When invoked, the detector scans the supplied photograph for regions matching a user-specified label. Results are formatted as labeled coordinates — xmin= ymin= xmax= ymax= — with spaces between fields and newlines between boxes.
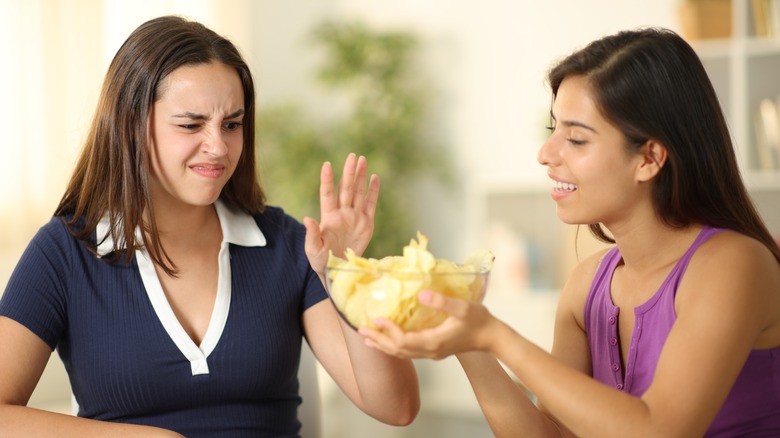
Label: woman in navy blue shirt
xmin=0 ymin=15 xmax=419 ymax=437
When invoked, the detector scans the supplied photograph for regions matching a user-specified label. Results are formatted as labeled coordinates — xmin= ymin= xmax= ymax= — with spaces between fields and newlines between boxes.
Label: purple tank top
xmin=584 ymin=226 xmax=780 ymax=436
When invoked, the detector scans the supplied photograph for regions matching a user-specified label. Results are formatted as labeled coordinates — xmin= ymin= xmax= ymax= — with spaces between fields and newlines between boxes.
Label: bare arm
xmin=361 ymin=251 xmax=599 ymax=437
xmin=452 ymin=252 xmax=597 ymax=438
xmin=509 ymin=232 xmax=780 ymax=437
xmin=303 ymin=300 xmax=419 ymax=425
xmin=0 ymin=316 xmax=183 ymax=437
xmin=302 ymin=153 xmax=420 ymax=425
xmin=362 ymin=233 xmax=780 ymax=437
xmin=455 ymin=351 xmax=568 ymax=437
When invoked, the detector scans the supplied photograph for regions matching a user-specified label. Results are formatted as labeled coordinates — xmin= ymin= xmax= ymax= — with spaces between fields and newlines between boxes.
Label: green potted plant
xmin=256 ymin=20 xmax=453 ymax=258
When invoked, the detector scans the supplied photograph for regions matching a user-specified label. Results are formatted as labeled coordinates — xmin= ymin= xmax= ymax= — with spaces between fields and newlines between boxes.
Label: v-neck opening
xmin=136 ymin=242 xmax=232 ymax=376
xmin=606 ymin=226 xmax=716 ymax=389
xmin=94 ymin=200 xmax=266 ymax=377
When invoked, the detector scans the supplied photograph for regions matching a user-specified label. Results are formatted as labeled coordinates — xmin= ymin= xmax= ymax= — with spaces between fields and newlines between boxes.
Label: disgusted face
xmin=148 ymin=61 xmax=245 ymax=210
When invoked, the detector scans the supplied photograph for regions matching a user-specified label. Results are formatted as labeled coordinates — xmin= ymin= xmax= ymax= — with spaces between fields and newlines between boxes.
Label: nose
xmin=537 ymin=134 xmax=557 ymax=167
xmin=201 ymin=126 xmax=229 ymax=157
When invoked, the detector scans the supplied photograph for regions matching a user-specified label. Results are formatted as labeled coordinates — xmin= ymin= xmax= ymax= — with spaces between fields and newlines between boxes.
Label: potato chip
xmin=324 ymin=232 xmax=494 ymax=331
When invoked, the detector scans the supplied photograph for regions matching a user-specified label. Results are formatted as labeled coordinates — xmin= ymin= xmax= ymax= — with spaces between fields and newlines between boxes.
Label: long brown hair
xmin=547 ymin=27 xmax=780 ymax=262
xmin=55 ymin=15 xmax=266 ymax=275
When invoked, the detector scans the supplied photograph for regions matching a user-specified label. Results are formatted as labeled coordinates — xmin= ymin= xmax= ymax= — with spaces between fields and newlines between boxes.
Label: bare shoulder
xmin=563 ymin=246 xmax=613 ymax=296
xmin=688 ymin=230 xmax=779 ymax=279
xmin=558 ymin=246 xmax=614 ymax=325
xmin=547 ymin=247 xmax=613 ymax=373
xmin=682 ymin=229 xmax=780 ymax=346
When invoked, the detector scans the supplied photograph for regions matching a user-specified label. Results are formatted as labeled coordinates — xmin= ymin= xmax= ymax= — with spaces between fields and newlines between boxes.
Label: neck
xmin=146 ymin=200 xmax=221 ymax=245
xmin=609 ymin=221 xmax=702 ymax=275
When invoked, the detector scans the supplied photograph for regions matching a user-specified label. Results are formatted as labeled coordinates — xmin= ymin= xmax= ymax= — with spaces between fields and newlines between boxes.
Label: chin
xmin=555 ymin=208 xmax=576 ymax=225
xmin=182 ymin=194 xmax=221 ymax=208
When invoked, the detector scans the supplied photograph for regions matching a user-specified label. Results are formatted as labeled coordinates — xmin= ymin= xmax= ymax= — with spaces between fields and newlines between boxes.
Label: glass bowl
xmin=324 ymin=266 xmax=490 ymax=332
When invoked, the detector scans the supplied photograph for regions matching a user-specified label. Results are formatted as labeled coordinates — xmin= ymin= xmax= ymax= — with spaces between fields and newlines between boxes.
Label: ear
xmin=636 ymin=140 xmax=667 ymax=182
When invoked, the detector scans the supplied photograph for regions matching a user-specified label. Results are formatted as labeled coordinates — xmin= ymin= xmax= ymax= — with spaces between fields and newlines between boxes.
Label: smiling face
xmin=537 ymin=75 xmax=648 ymax=227
xmin=148 ymin=61 xmax=245 ymax=211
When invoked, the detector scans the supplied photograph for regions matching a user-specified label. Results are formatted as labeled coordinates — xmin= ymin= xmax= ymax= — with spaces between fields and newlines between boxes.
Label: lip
xmin=548 ymin=175 xmax=578 ymax=200
xmin=189 ymin=163 xmax=226 ymax=179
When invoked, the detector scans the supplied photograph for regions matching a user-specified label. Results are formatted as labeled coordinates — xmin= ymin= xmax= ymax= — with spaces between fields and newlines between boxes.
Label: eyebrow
xmin=549 ymin=111 xmax=598 ymax=134
xmin=172 ymin=109 xmax=245 ymax=120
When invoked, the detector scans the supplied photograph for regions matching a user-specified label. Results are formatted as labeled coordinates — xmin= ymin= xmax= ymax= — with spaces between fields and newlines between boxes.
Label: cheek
xmin=148 ymin=134 xmax=188 ymax=178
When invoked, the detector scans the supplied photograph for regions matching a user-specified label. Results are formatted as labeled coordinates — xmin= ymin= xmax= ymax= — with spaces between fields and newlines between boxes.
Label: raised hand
xmin=303 ymin=153 xmax=380 ymax=274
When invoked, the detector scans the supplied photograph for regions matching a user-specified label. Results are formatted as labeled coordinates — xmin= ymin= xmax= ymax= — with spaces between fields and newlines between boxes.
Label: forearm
xmin=341 ymin=320 xmax=420 ymax=425
xmin=487 ymin=321 xmax=658 ymax=438
xmin=457 ymin=351 xmax=566 ymax=438
xmin=0 ymin=405 xmax=183 ymax=437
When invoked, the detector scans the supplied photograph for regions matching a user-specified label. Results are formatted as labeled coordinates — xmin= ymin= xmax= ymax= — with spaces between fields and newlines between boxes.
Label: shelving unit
xmin=690 ymin=0 xmax=780 ymax=234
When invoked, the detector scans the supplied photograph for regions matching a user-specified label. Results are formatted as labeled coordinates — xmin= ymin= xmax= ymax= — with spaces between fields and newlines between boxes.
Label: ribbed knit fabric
xmin=585 ymin=226 xmax=780 ymax=437
xmin=0 ymin=206 xmax=327 ymax=437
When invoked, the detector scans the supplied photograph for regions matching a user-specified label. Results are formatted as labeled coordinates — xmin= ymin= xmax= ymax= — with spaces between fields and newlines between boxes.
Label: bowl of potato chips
xmin=324 ymin=233 xmax=493 ymax=332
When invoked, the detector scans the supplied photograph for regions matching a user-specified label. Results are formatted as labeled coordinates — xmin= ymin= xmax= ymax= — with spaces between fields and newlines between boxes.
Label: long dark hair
xmin=548 ymin=27 xmax=780 ymax=262
xmin=56 ymin=15 xmax=266 ymax=275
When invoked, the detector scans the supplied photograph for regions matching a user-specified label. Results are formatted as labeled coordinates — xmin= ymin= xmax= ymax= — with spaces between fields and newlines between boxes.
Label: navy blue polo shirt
xmin=0 ymin=201 xmax=328 ymax=437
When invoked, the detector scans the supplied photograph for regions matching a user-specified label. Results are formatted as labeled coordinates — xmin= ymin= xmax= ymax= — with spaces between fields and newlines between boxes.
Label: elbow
xmin=384 ymin=395 xmax=420 ymax=426
xmin=369 ymin=389 xmax=420 ymax=426
xmin=399 ymin=394 xmax=421 ymax=426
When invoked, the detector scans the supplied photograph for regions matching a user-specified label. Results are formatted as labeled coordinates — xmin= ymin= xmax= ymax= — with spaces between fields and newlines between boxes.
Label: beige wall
xmin=0 ymin=0 xmax=681 ymax=433
xmin=0 ymin=0 xmax=259 ymax=412
xmin=0 ymin=1 xmax=256 ymax=286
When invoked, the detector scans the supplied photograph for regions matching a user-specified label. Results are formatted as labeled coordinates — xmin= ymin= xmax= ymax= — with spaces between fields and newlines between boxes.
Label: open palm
xmin=303 ymin=153 xmax=380 ymax=273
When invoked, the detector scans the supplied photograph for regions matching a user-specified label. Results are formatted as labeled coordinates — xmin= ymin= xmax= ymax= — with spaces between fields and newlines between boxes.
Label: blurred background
xmin=2 ymin=0 xmax=779 ymax=436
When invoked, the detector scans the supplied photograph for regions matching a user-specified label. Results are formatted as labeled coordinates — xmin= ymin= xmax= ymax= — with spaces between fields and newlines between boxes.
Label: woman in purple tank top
xmin=362 ymin=28 xmax=780 ymax=437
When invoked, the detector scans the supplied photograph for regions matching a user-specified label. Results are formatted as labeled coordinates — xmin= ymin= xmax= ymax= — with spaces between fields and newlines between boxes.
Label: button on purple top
xmin=584 ymin=226 xmax=780 ymax=436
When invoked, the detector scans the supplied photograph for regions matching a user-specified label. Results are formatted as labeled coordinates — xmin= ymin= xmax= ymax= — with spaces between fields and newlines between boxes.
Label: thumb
xmin=303 ymin=216 xmax=322 ymax=256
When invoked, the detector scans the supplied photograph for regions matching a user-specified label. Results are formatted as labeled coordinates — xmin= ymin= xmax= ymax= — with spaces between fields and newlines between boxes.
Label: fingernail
xmin=418 ymin=290 xmax=432 ymax=303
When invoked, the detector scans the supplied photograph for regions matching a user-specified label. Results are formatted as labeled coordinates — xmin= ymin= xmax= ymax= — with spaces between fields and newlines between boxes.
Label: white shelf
xmin=686 ymin=2 xmax=780 ymax=237
xmin=694 ymin=1 xmax=780 ymax=181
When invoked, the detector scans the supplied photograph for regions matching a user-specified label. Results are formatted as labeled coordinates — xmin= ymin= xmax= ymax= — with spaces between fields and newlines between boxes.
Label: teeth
xmin=552 ymin=179 xmax=577 ymax=192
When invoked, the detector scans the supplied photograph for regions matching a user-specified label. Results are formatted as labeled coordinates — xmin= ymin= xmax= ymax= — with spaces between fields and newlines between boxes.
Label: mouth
xmin=190 ymin=163 xmax=226 ymax=179
xmin=551 ymin=178 xmax=578 ymax=193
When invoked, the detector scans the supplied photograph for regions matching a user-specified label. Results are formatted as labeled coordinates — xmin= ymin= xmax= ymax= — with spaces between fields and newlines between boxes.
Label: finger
xmin=359 ymin=322 xmax=410 ymax=357
xmin=372 ymin=318 xmax=407 ymax=341
xmin=303 ymin=216 xmax=323 ymax=266
xmin=338 ymin=153 xmax=358 ymax=208
xmin=364 ymin=174 xmax=380 ymax=221
xmin=352 ymin=155 xmax=369 ymax=211
xmin=417 ymin=289 xmax=467 ymax=318
xmin=319 ymin=161 xmax=336 ymax=215
xmin=358 ymin=326 xmax=393 ymax=353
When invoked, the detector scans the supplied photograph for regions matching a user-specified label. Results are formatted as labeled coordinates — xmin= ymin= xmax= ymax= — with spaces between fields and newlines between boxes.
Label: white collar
xmin=94 ymin=199 xmax=266 ymax=376
xmin=96 ymin=199 xmax=266 ymax=256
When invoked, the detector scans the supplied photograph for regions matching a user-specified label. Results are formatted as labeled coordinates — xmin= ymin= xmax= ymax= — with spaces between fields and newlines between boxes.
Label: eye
xmin=179 ymin=124 xmax=201 ymax=130
xmin=223 ymin=121 xmax=243 ymax=131
xmin=566 ymin=137 xmax=586 ymax=146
